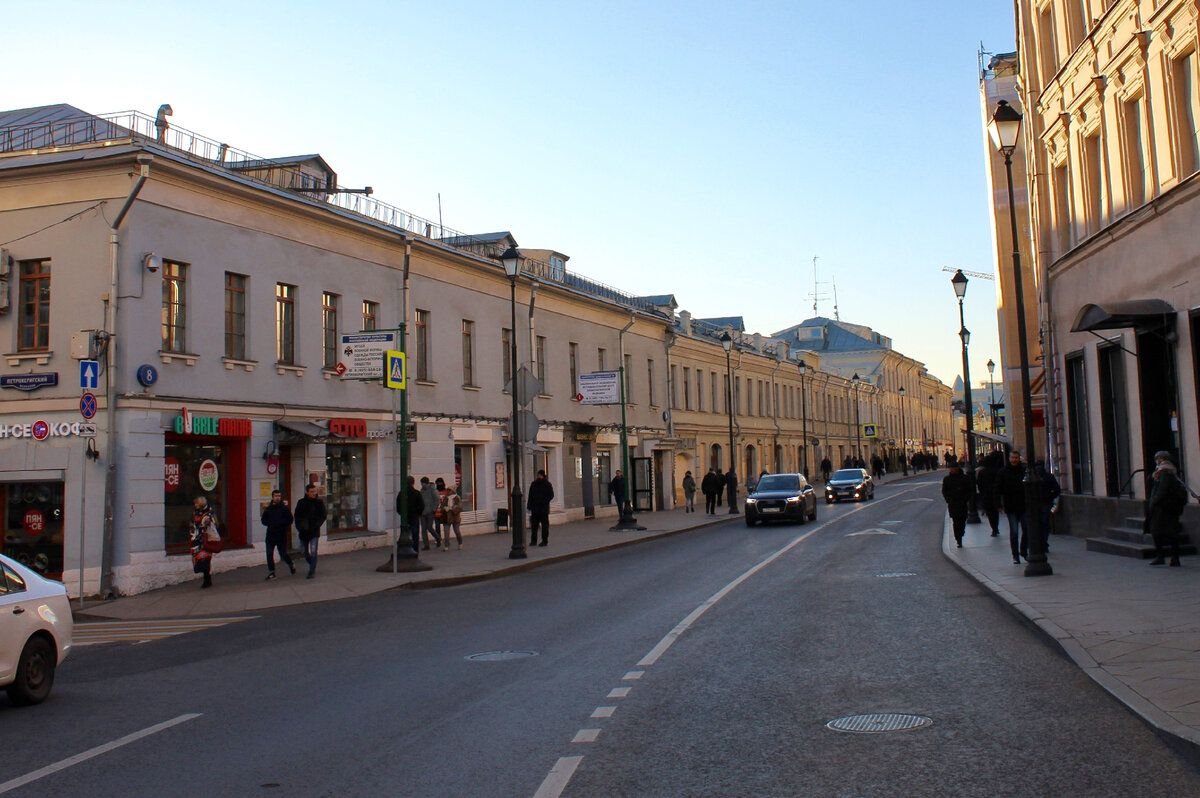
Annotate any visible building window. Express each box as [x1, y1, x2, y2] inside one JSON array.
[[569, 342, 578, 394], [17, 259, 50, 352], [322, 292, 339, 369], [502, 328, 513, 386], [455, 445, 477, 512], [161, 260, 187, 353], [647, 358, 656, 406], [712, 372, 719, 414], [461, 320, 475, 386], [1053, 162, 1072, 255], [1065, 353, 1093, 494], [696, 369, 704, 412], [326, 444, 368, 534], [362, 300, 378, 332], [536, 335, 547, 385], [682, 366, 691, 410], [598, 347, 607, 371], [1082, 133, 1104, 235], [1037, 5, 1058, 86], [224, 273, 246, 360], [413, 309, 430, 381], [1122, 95, 1148, 209], [1172, 51, 1199, 178], [275, 283, 296, 364]]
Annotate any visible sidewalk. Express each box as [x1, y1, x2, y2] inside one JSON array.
[[76, 509, 732, 621], [943, 516, 1200, 753]]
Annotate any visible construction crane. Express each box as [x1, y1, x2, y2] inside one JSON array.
[[942, 266, 995, 280]]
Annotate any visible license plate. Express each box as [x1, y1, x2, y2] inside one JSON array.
[[760, 507, 780, 513]]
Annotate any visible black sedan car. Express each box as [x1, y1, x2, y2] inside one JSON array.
[[744, 473, 818, 526], [824, 468, 875, 503]]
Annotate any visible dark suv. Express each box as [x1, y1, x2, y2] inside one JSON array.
[[824, 468, 875, 503], [745, 473, 818, 527]]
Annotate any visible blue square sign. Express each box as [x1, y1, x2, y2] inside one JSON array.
[[79, 360, 100, 390]]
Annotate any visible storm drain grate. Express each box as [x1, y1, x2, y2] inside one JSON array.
[[876, 572, 917, 578], [466, 650, 539, 662], [826, 713, 933, 733]]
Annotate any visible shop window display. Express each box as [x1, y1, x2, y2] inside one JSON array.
[[454, 444, 476, 512], [165, 443, 228, 554], [326, 445, 367, 533], [1, 482, 64, 579]]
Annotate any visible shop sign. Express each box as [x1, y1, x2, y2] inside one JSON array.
[[173, 407, 252, 437], [22, 508, 45, 538], [328, 418, 368, 438], [0, 420, 96, 439], [164, 456, 182, 493], [0, 373, 58, 392], [197, 459, 219, 491]]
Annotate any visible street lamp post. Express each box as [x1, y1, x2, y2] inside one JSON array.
[[986, 358, 998, 434], [500, 246, 527, 560], [720, 332, 738, 514], [799, 360, 809, 479], [928, 394, 935, 459], [951, 269, 982, 524], [851, 373, 862, 464], [898, 386, 908, 475], [990, 98, 1051, 576]]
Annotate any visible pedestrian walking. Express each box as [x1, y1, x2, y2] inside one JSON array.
[[189, 496, 221, 589], [998, 450, 1028, 564], [434, 477, 450, 543], [682, 470, 697, 513], [261, 490, 296, 579], [418, 477, 442, 551], [528, 470, 554, 546], [294, 483, 327, 578], [439, 486, 464, 550], [701, 468, 719, 515], [609, 469, 627, 510], [1146, 450, 1188, 567], [976, 451, 1003, 537], [715, 468, 724, 506], [400, 475, 424, 553], [1033, 459, 1061, 553], [725, 468, 738, 513], [820, 457, 832, 482], [942, 462, 973, 548]]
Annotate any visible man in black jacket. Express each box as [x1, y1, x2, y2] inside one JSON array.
[[701, 468, 719, 515], [527, 470, 555, 546], [397, 475, 424, 554], [942, 462, 973, 548], [725, 468, 738, 514], [997, 450, 1028, 564], [293, 483, 327, 579], [976, 451, 1003, 537], [261, 490, 295, 579]]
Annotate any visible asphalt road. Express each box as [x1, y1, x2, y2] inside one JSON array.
[[2, 478, 1198, 797]]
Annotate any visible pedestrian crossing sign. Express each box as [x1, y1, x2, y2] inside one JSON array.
[[385, 350, 406, 390]]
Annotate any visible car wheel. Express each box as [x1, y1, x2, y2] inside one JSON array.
[[7, 636, 56, 706], [825, 499, 834, 505], [745, 515, 756, 527], [808, 504, 818, 522], [797, 508, 806, 525]]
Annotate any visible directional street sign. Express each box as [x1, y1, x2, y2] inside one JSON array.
[[385, 350, 406, 390], [79, 391, 98, 420], [79, 360, 100, 390]]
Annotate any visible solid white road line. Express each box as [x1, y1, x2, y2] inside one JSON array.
[[572, 729, 601, 743], [0, 713, 201, 795], [591, 706, 616, 718], [532, 756, 584, 798], [636, 485, 927, 668], [607, 687, 631, 698]]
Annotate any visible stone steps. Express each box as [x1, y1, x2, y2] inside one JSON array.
[[1086, 516, 1197, 558]]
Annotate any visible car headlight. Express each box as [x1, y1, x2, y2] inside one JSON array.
[[786, 496, 801, 503], [745, 498, 757, 505]]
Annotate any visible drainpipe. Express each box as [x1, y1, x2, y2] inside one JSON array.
[[100, 152, 153, 598]]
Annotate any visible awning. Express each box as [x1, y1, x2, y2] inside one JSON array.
[[1071, 299, 1175, 332], [273, 420, 326, 440], [969, 429, 1011, 446]]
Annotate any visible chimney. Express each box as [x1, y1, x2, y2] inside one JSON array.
[[678, 310, 692, 336]]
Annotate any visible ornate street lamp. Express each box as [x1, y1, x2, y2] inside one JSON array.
[[989, 98, 1050, 576], [798, 359, 809, 479], [851, 373, 862, 464], [500, 246, 527, 560], [951, 269, 981, 524], [986, 358, 998, 434], [898, 386, 908, 475], [721, 331, 738, 513]]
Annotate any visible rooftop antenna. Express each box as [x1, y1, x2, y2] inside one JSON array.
[[438, 193, 445, 238], [811, 256, 819, 316], [832, 278, 841, 321]]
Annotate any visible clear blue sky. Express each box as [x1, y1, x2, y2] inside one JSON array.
[[10, 0, 1015, 386]]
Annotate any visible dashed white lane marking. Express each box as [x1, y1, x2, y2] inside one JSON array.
[[637, 485, 926, 668], [623, 671, 644, 680], [846, 528, 897, 537], [591, 706, 616, 718], [532, 756, 584, 798], [0, 713, 201, 795], [572, 729, 601, 743], [903, 497, 934, 502], [607, 687, 631, 698]]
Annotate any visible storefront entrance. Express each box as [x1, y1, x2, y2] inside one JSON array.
[[165, 434, 248, 554]]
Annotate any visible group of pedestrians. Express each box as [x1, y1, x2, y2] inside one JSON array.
[[944, 449, 1061, 561], [694, 467, 738, 515], [260, 484, 327, 580], [398, 475, 465, 553]]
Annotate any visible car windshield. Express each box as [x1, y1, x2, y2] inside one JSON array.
[[831, 469, 864, 481], [756, 475, 800, 492]]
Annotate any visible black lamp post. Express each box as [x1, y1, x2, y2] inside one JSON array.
[[898, 386, 908, 475], [720, 331, 738, 513], [951, 269, 982, 524], [990, 98, 1051, 576], [986, 358, 998, 434], [500, 246, 527, 560], [799, 359, 809, 479], [851, 373, 862, 464], [927, 394, 935, 458]]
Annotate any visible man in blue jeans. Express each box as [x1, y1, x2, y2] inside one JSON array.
[[998, 450, 1028, 564], [293, 483, 327, 579]]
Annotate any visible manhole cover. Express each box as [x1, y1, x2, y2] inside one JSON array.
[[876, 572, 917, 578], [465, 650, 538, 662], [826, 713, 932, 733]]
